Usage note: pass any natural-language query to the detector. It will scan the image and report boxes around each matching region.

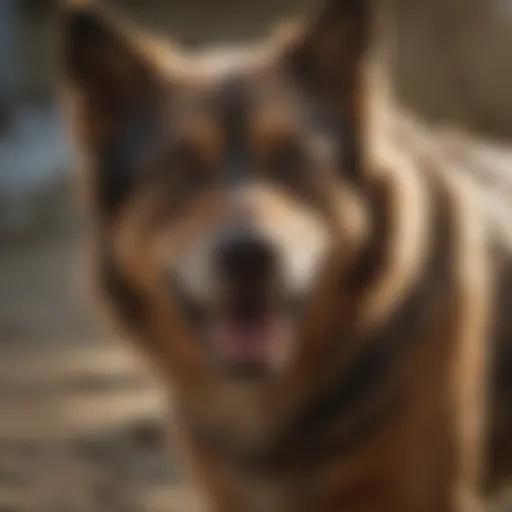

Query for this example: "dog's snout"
[215,229,276,285]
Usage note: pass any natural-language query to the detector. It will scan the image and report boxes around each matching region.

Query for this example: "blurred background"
[0,1,511,511]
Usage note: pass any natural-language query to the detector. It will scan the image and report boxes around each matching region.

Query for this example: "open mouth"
[171,278,298,378]
[208,303,295,377]
[167,227,317,377]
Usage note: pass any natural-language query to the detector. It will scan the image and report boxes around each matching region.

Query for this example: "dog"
[60,0,512,510]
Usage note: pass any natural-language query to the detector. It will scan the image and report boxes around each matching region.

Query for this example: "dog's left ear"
[286,0,370,98]
[283,0,371,173]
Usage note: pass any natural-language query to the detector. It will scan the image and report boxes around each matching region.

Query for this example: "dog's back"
[389,111,512,491]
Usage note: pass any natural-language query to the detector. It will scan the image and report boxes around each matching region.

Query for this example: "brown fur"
[60,1,512,510]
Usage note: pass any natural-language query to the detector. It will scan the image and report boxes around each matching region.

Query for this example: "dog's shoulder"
[377,101,512,491]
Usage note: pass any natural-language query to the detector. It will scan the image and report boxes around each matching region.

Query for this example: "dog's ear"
[62,0,165,121]
[286,0,370,98]
[282,0,371,174]
[60,1,172,216]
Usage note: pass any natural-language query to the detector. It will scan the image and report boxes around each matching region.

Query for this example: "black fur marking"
[97,99,162,217]
[216,75,253,185]
[492,247,512,398]
[488,240,512,485]
[305,100,360,177]
[345,178,391,290]
[63,8,108,85]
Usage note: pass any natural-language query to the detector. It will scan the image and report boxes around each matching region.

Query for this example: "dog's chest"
[228,476,287,512]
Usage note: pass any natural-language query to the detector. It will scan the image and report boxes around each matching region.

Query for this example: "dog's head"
[61,0,371,382]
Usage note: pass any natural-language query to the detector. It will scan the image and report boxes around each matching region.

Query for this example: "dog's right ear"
[60,1,173,216]
[62,0,165,120]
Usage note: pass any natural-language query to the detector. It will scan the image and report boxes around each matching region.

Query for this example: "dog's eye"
[267,139,306,183]
[172,143,213,190]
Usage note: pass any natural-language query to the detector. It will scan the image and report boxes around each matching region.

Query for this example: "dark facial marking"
[216,75,253,185]
[98,96,162,217]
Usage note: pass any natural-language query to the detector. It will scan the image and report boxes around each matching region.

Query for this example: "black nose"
[215,229,276,286]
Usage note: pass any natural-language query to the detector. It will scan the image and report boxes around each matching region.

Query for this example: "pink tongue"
[211,316,283,363]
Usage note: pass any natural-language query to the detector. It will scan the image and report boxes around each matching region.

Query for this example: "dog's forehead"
[169,47,302,139]
[175,41,296,106]
[188,44,266,76]
[166,44,343,154]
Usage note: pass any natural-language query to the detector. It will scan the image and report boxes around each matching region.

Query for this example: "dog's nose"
[215,229,276,285]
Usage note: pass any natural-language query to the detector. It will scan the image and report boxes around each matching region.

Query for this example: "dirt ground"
[0,231,203,512]
[0,230,511,512]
